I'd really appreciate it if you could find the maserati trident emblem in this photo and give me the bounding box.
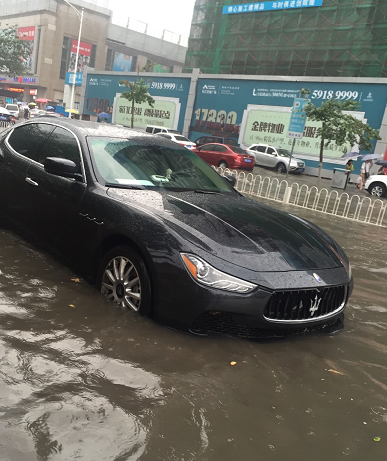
[313,273,323,283]
[309,295,322,316]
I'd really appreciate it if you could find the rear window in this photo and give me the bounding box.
[6,104,18,111]
[225,139,237,146]
[230,146,246,154]
[174,135,190,142]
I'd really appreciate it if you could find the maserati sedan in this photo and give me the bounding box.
[0,120,353,337]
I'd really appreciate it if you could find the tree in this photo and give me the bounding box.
[303,90,381,180]
[118,77,155,128]
[0,25,31,76]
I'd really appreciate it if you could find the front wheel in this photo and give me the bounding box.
[218,160,228,169]
[97,245,151,315]
[277,163,287,174]
[369,183,387,197]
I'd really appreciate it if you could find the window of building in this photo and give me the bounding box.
[60,36,72,80]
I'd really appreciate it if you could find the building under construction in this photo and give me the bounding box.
[185,0,387,77]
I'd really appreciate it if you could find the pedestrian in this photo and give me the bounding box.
[360,159,372,190]
[377,165,386,175]
[23,106,29,120]
[345,159,354,185]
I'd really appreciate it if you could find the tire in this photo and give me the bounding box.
[369,183,387,197]
[218,160,228,168]
[97,245,151,315]
[276,163,287,174]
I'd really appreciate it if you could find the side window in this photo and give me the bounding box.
[38,127,82,173]
[145,127,153,133]
[228,139,237,146]
[249,146,257,151]
[267,147,275,155]
[7,124,55,161]
[153,128,162,134]
[257,146,266,152]
[202,144,214,150]
[214,145,227,152]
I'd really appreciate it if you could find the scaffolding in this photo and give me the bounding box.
[185,0,387,77]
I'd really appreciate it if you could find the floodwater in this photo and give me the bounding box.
[0,203,386,461]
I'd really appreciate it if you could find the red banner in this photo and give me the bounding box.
[18,26,35,41]
[71,40,91,57]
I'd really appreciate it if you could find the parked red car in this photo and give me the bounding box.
[194,143,255,171]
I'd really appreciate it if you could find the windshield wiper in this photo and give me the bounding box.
[194,189,221,195]
[105,183,145,190]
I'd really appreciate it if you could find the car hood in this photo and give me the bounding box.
[107,188,343,272]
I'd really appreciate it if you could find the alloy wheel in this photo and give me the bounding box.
[101,256,141,311]
[370,185,383,197]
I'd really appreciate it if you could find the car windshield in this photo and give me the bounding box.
[277,148,291,157]
[230,146,246,154]
[88,137,235,193]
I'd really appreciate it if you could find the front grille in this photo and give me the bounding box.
[264,285,347,322]
[189,311,343,339]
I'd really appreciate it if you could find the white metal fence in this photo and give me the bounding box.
[217,168,387,228]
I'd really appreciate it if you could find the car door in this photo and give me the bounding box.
[212,145,229,166]
[254,145,267,166]
[0,123,55,233]
[196,144,215,164]
[265,147,278,168]
[24,125,87,260]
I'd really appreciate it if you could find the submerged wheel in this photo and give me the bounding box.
[97,245,151,315]
[369,183,386,197]
[218,160,228,168]
[277,163,287,174]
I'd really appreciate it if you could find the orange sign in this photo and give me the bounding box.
[7,87,24,92]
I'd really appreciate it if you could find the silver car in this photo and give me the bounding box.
[246,144,305,173]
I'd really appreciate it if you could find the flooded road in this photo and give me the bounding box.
[0,204,386,460]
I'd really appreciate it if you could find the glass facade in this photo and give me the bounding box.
[185,0,387,77]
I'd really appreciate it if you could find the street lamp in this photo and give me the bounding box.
[62,0,84,118]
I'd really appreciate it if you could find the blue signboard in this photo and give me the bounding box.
[288,98,309,139]
[83,74,192,134]
[65,72,83,86]
[223,0,323,15]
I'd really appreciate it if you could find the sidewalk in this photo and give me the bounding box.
[251,165,367,200]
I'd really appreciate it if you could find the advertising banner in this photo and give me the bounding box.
[17,26,36,73]
[241,105,366,158]
[68,40,91,73]
[190,78,387,158]
[65,72,83,86]
[113,53,134,72]
[84,73,191,133]
[223,0,324,15]
[152,63,171,73]
[114,95,180,130]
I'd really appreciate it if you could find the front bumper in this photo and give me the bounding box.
[153,261,353,337]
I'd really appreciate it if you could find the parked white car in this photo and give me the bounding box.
[156,132,196,150]
[364,174,387,197]
[246,143,305,173]
[5,104,20,119]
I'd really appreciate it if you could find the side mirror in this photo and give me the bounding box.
[223,175,237,187]
[44,157,83,181]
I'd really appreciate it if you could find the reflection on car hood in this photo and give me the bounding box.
[107,188,342,272]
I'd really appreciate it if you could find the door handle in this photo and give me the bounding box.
[25,177,39,186]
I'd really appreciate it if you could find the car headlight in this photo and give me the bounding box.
[348,262,352,279]
[181,253,257,293]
